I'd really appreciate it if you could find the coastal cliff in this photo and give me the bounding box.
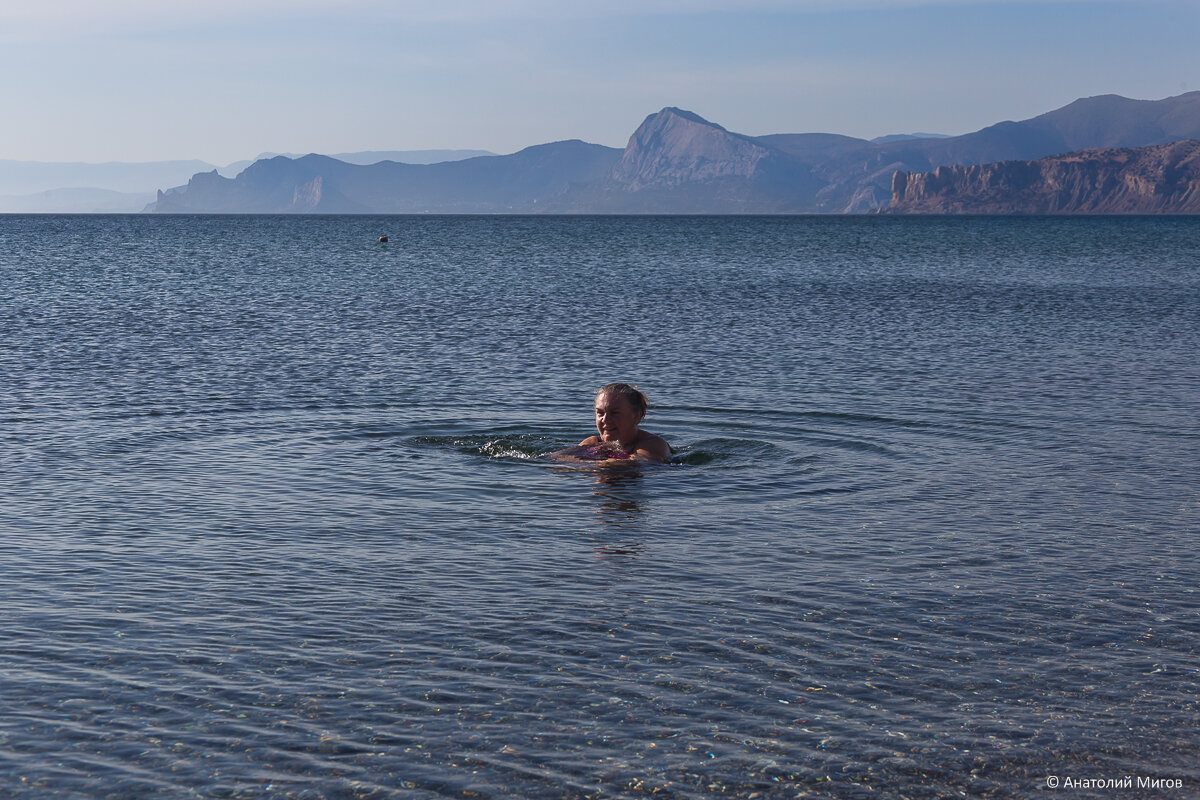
[888,140,1200,213]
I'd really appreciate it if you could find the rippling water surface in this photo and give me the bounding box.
[1,214,1198,798]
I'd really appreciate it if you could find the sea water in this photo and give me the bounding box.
[1,214,1197,798]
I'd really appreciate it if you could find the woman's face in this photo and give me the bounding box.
[595,392,642,444]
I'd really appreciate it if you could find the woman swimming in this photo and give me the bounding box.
[551,383,671,464]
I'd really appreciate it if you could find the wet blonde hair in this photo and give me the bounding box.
[596,383,649,419]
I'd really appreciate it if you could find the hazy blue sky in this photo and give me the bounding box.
[2,0,1196,164]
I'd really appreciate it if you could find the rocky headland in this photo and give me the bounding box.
[887,139,1200,214]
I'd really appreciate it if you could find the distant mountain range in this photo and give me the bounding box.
[146,91,1200,214]
[0,150,493,213]
[216,149,496,177]
[871,133,951,144]
[0,187,159,214]
[0,159,219,197]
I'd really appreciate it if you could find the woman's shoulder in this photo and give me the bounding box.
[639,430,668,446]
[579,435,600,446]
[636,431,671,462]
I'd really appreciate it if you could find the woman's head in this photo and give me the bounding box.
[594,383,648,444]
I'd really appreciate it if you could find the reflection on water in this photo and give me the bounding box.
[588,467,647,530]
[593,539,646,557]
[450,430,658,541]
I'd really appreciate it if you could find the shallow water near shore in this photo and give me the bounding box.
[1,214,1198,798]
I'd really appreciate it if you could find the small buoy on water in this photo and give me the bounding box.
[378,235,389,243]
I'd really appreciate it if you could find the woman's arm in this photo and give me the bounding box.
[548,439,612,462]
[548,434,668,464]
[547,438,637,463]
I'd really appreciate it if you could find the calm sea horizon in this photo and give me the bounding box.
[2,213,1197,798]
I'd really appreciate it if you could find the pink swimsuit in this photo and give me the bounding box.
[575,444,633,461]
